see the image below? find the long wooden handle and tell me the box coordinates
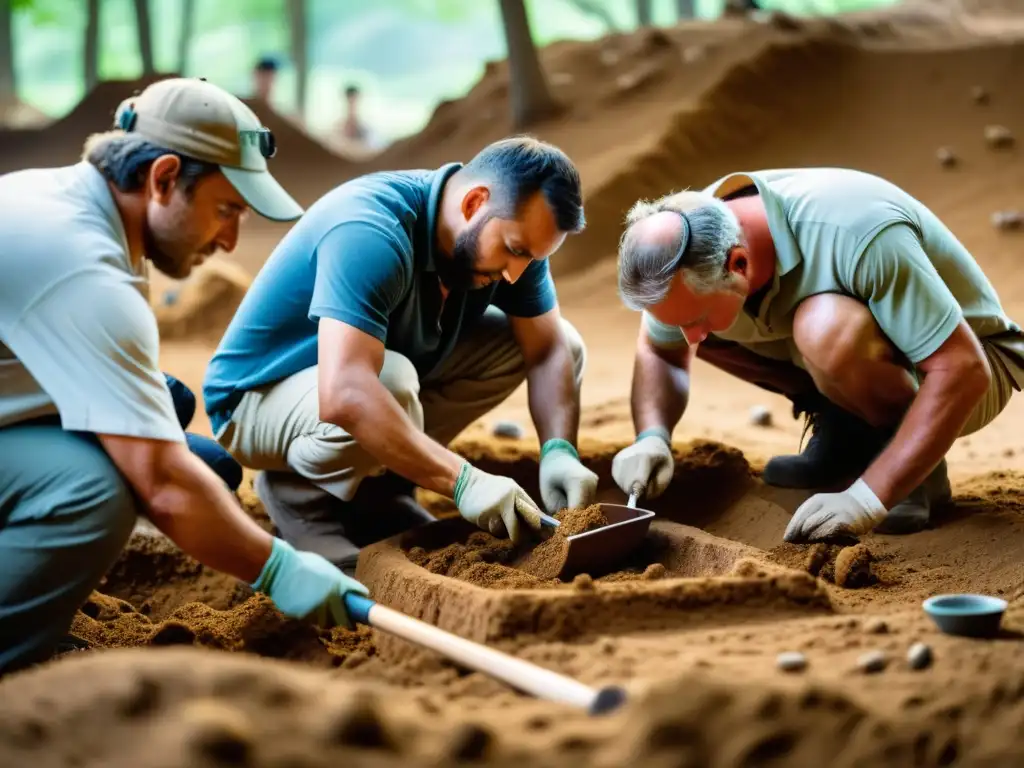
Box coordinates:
[345,594,625,715]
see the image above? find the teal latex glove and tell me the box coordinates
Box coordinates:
[454,462,544,544]
[538,438,599,513]
[252,537,369,629]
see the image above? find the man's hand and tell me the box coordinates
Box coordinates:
[538,439,598,513]
[612,429,675,499]
[253,538,369,629]
[783,479,888,542]
[454,463,544,543]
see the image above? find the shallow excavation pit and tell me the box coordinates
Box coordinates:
[357,445,834,658]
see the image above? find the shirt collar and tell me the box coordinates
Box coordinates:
[423,161,463,274]
[705,171,801,277]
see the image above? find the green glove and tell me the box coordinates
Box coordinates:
[252,537,369,629]
[611,427,674,500]
[538,438,599,513]
[453,463,544,544]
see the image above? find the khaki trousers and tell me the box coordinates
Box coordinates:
[217,308,586,501]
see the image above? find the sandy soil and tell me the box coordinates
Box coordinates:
[2,4,1024,766]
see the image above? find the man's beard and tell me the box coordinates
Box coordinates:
[436,213,491,291]
[143,204,208,280]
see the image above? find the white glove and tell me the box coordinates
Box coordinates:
[453,463,544,544]
[783,479,888,543]
[611,429,674,500]
[538,439,599,513]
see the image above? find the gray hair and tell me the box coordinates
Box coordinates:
[617,189,744,311]
[83,131,218,196]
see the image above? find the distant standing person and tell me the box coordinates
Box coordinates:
[340,84,369,144]
[0,77,370,674]
[203,137,598,573]
[252,56,279,102]
[611,167,1024,542]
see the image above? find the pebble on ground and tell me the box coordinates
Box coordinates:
[908,643,933,670]
[857,651,887,674]
[748,405,772,427]
[777,651,807,672]
[491,420,524,439]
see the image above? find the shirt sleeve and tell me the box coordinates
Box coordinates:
[642,311,688,349]
[309,221,410,342]
[6,272,184,441]
[491,259,557,318]
[846,222,963,365]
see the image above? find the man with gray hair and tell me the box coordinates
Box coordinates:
[0,77,369,673]
[612,167,1024,542]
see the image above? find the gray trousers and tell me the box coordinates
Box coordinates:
[218,308,586,567]
[0,422,137,673]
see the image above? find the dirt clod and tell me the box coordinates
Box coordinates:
[834,545,875,589]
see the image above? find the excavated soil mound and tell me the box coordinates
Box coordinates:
[154,260,253,344]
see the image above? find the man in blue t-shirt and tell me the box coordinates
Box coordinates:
[204,137,597,570]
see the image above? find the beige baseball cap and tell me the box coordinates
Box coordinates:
[113,77,303,222]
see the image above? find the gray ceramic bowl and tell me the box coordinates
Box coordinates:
[922,593,1008,638]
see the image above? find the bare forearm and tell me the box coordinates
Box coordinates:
[328,374,464,497]
[631,349,689,436]
[526,344,579,445]
[145,455,273,584]
[861,371,984,506]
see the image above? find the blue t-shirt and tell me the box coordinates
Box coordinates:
[203,162,557,435]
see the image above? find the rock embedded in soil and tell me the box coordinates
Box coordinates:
[971,85,989,104]
[984,124,1014,148]
[748,405,773,427]
[936,147,957,167]
[777,651,808,672]
[864,618,889,635]
[490,420,524,439]
[908,643,933,670]
[992,210,1023,231]
[857,651,887,674]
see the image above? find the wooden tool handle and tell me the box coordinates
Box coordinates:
[344,594,625,715]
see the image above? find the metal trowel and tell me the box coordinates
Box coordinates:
[536,482,655,577]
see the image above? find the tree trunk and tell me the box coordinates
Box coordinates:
[133,0,154,75]
[498,0,559,129]
[0,0,15,108]
[176,0,194,74]
[636,0,652,26]
[84,0,100,92]
[287,0,307,121]
[676,0,694,19]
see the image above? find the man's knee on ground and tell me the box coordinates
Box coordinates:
[379,352,421,412]
[560,319,587,382]
[164,373,196,429]
[793,293,897,381]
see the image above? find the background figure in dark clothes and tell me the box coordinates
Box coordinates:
[164,375,243,492]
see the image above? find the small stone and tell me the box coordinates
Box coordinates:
[936,147,957,167]
[777,651,807,672]
[599,49,620,67]
[992,210,1023,231]
[643,563,667,581]
[549,72,574,87]
[971,85,989,104]
[748,404,772,427]
[572,573,594,591]
[857,650,887,673]
[984,124,1014,148]
[491,420,524,439]
[864,618,889,635]
[908,642,933,670]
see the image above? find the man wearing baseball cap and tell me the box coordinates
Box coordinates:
[0,77,368,674]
